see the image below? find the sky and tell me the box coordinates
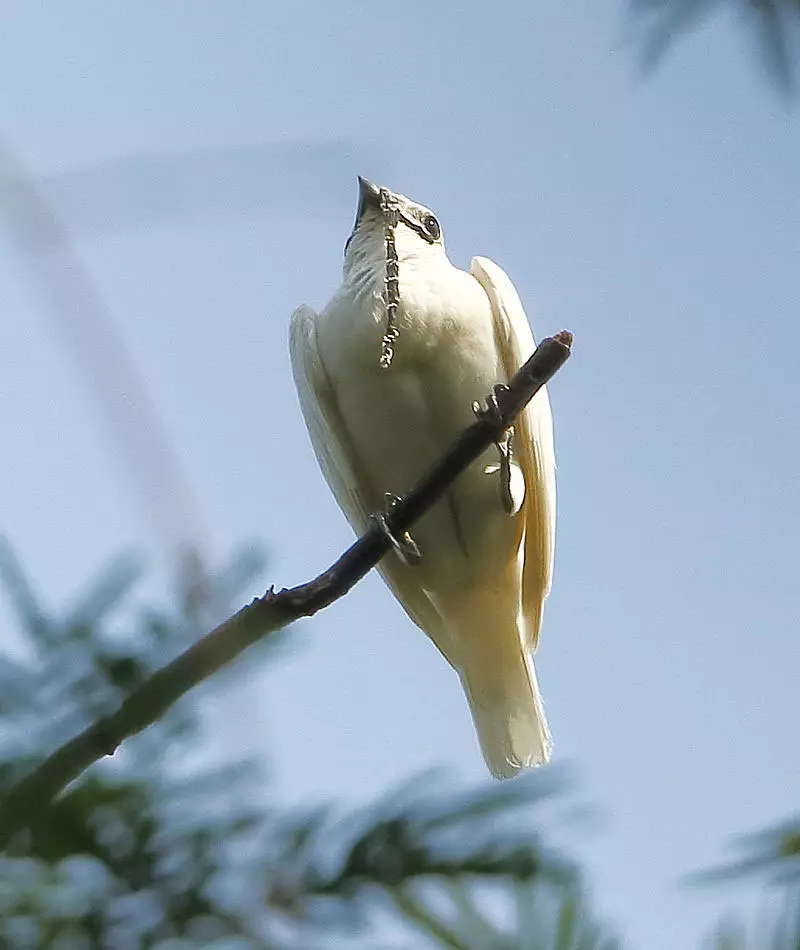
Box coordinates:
[1,3,799,948]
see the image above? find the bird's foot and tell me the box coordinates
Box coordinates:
[495,427,517,515]
[482,425,525,516]
[374,493,422,566]
[471,384,510,426]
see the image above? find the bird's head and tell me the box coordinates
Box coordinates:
[343,177,446,277]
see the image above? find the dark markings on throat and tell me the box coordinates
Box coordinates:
[447,491,470,559]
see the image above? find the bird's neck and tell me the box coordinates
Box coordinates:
[344,240,449,301]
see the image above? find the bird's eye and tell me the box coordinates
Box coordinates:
[422,214,441,241]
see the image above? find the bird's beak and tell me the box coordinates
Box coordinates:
[356,176,382,220]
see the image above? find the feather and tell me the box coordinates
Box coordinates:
[450,561,553,776]
[470,257,556,649]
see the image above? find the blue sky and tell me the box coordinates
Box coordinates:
[1,3,798,948]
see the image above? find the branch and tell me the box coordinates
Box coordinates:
[0,331,572,850]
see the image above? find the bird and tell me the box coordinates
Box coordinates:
[289,177,556,778]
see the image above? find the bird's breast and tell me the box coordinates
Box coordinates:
[325,261,497,375]
[318,260,518,591]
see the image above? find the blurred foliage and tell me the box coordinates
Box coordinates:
[692,814,800,949]
[0,537,615,949]
[693,815,800,887]
[630,0,800,93]
[700,890,800,949]
[1,539,797,949]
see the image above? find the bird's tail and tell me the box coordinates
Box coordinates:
[447,585,551,780]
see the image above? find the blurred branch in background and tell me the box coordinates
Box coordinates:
[629,0,800,94]
[0,542,609,949]
[34,138,358,238]
[0,332,573,851]
[0,137,214,609]
[690,814,800,887]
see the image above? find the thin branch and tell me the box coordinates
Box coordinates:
[0,331,572,851]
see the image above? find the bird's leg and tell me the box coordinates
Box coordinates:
[373,493,422,566]
[495,426,517,515]
[473,385,518,515]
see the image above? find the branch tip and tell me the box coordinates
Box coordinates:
[550,329,573,349]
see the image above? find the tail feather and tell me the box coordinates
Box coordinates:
[460,650,551,779]
[446,585,551,779]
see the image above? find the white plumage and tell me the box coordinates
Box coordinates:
[289,179,556,778]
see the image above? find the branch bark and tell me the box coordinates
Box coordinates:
[0,330,572,851]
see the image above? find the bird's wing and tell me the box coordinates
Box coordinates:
[289,304,449,651]
[290,305,370,531]
[470,257,556,649]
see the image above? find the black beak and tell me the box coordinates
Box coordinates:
[356,176,382,220]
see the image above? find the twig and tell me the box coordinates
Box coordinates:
[0,331,572,851]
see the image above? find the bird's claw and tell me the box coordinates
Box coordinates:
[472,384,510,426]
[374,494,422,566]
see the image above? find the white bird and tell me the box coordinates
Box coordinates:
[289,178,556,778]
